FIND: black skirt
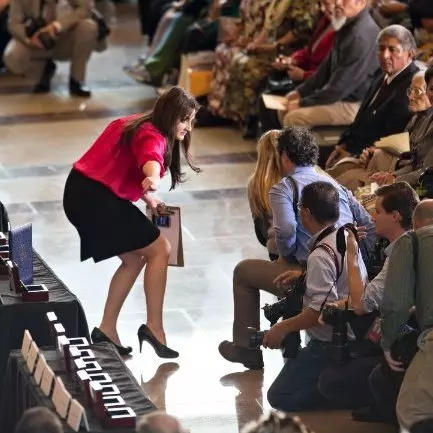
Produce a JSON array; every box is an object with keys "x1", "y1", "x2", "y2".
[{"x1": 63, "y1": 169, "x2": 160, "y2": 262}]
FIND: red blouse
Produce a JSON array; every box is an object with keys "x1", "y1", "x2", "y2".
[
  {"x1": 291, "y1": 15, "x2": 335, "y2": 80},
  {"x1": 74, "y1": 116, "x2": 167, "y2": 202}
]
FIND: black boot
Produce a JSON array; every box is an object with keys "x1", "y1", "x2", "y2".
[
  {"x1": 33, "y1": 60, "x2": 56, "y2": 93},
  {"x1": 69, "y1": 78, "x2": 92, "y2": 98}
]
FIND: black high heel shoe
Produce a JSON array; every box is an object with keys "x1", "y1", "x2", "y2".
[
  {"x1": 137, "y1": 324, "x2": 179, "y2": 359},
  {"x1": 91, "y1": 327, "x2": 133, "y2": 356}
]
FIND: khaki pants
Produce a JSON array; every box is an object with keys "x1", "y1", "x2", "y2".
[
  {"x1": 232, "y1": 258, "x2": 300, "y2": 347},
  {"x1": 397, "y1": 329, "x2": 433, "y2": 429},
  {"x1": 279, "y1": 101, "x2": 360, "y2": 129},
  {"x1": 4, "y1": 18, "x2": 98, "y2": 83}
]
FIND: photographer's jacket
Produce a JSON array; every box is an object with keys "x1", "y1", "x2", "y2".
[
  {"x1": 8, "y1": 0, "x2": 92, "y2": 45},
  {"x1": 305, "y1": 227, "x2": 368, "y2": 342}
]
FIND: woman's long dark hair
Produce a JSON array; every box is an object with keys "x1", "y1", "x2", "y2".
[{"x1": 120, "y1": 87, "x2": 201, "y2": 190}]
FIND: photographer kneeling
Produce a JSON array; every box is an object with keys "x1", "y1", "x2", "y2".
[
  {"x1": 318, "y1": 182, "x2": 420, "y2": 416},
  {"x1": 3, "y1": 0, "x2": 100, "y2": 96},
  {"x1": 264, "y1": 181, "x2": 368, "y2": 412}
]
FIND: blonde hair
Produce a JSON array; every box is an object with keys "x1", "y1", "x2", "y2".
[{"x1": 248, "y1": 130, "x2": 282, "y2": 218}]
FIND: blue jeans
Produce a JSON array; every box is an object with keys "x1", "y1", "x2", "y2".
[{"x1": 267, "y1": 340, "x2": 333, "y2": 412}]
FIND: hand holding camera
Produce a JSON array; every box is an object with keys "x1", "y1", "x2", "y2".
[
  {"x1": 262, "y1": 322, "x2": 287, "y2": 349},
  {"x1": 25, "y1": 18, "x2": 59, "y2": 50}
]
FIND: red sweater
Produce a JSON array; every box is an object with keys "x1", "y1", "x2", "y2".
[
  {"x1": 291, "y1": 16, "x2": 335, "y2": 80},
  {"x1": 74, "y1": 117, "x2": 167, "y2": 202}
]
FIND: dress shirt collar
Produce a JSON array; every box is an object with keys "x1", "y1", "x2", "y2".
[
  {"x1": 307, "y1": 225, "x2": 336, "y2": 250},
  {"x1": 385, "y1": 61, "x2": 411, "y2": 85}
]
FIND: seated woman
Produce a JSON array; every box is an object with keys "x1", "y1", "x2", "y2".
[
  {"x1": 270, "y1": 0, "x2": 335, "y2": 87},
  {"x1": 247, "y1": 130, "x2": 282, "y2": 261},
  {"x1": 220, "y1": 0, "x2": 317, "y2": 138},
  {"x1": 204, "y1": 0, "x2": 273, "y2": 123},
  {"x1": 333, "y1": 68, "x2": 433, "y2": 191},
  {"x1": 124, "y1": 0, "x2": 209, "y2": 86}
]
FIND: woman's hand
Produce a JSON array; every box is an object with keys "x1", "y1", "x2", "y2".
[
  {"x1": 287, "y1": 65, "x2": 305, "y2": 82},
  {"x1": 247, "y1": 42, "x2": 275, "y2": 54},
  {"x1": 359, "y1": 147, "x2": 375, "y2": 168},
  {"x1": 370, "y1": 171, "x2": 395, "y2": 186},
  {"x1": 142, "y1": 194, "x2": 163, "y2": 213},
  {"x1": 142, "y1": 176, "x2": 159, "y2": 194}
]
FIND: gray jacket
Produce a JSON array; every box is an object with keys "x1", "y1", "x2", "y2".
[
  {"x1": 297, "y1": 8, "x2": 380, "y2": 107},
  {"x1": 8, "y1": 0, "x2": 92, "y2": 44}
]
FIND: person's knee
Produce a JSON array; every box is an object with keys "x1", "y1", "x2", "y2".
[
  {"x1": 317, "y1": 368, "x2": 338, "y2": 400},
  {"x1": 154, "y1": 234, "x2": 172, "y2": 258},
  {"x1": 267, "y1": 381, "x2": 295, "y2": 411},
  {"x1": 74, "y1": 18, "x2": 98, "y2": 42},
  {"x1": 233, "y1": 260, "x2": 250, "y2": 286},
  {"x1": 283, "y1": 110, "x2": 310, "y2": 127},
  {"x1": 120, "y1": 252, "x2": 145, "y2": 271},
  {"x1": 3, "y1": 41, "x2": 27, "y2": 75}
]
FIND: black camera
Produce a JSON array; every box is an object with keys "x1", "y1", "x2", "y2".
[
  {"x1": 259, "y1": 274, "x2": 306, "y2": 358},
  {"x1": 24, "y1": 17, "x2": 56, "y2": 50},
  {"x1": 321, "y1": 305, "x2": 354, "y2": 364},
  {"x1": 248, "y1": 327, "x2": 267, "y2": 349}
]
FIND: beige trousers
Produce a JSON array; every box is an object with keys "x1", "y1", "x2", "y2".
[
  {"x1": 279, "y1": 101, "x2": 360, "y2": 129},
  {"x1": 4, "y1": 19, "x2": 98, "y2": 83},
  {"x1": 232, "y1": 258, "x2": 300, "y2": 347},
  {"x1": 397, "y1": 329, "x2": 433, "y2": 429}
]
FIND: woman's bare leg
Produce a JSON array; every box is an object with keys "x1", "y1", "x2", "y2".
[
  {"x1": 139, "y1": 235, "x2": 171, "y2": 344},
  {"x1": 99, "y1": 252, "x2": 145, "y2": 345}
]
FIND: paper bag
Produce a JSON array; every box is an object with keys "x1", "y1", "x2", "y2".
[
  {"x1": 178, "y1": 52, "x2": 216, "y2": 97},
  {"x1": 147, "y1": 206, "x2": 184, "y2": 267},
  {"x1": 262, "y1": 94, "x2": 287, "y2": 111},
  {"x1": 374, "y1": 132, "x2": 410, "y2": 156}
]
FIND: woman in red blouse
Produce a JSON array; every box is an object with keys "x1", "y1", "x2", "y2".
[{"x1": 63, "y1": 87, "x2": 200, "y2": 358}]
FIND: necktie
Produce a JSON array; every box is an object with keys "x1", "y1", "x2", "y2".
[{"x1": 369, "y1": 78, "x2": 388, "y2": 107}]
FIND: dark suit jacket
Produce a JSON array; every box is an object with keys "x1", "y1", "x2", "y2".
[{"x1": 339, "y1": 61, "x2": 419, "y2": 155}]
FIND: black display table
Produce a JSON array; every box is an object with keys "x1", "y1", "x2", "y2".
[
  {"x1": 0, "y1": 343, "x2": 156, "y2": 433},
  {"x1": 0, "y1": 251, "x2": 90, "y2": 398}
]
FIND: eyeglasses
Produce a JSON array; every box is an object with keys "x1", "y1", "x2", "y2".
[{"x1": 407, "y1": 87, "x2": 427, "y2": 97}]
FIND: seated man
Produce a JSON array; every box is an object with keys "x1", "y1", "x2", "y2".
[
  {"x1": 326, "y1": 24, "x2": 419, "y2": 169},
  {"x1": 381, "y1": 199, "x2": 433, "y2": 431},
  {"x1": 265, "y1": 0, "x2": 381, "y2": 130},
  {"x1": 318, "y1": 182, "x2": 420, "y2": 411},
  {"x1": 218, "y1": 127, "x2": 376, "y2": 371},
  {"x1": 3, "y1": 0, "x2": 100, "y2": 96},
  {"x1": 264, "y1": 181, "x2": 368, "y2": 411},
  {"x1": 15, "y1": 407, "x2": 62, "y2": 433}
]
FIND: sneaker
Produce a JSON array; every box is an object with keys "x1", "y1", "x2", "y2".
[
  {"x1": 218, "y1": 340, "x2": 264, "y2": 370},
  {"x1": 123, "y1": 63, "x2": 151, "y2": 83}
]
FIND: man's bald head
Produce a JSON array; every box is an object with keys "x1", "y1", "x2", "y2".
[
  {"x1": 413, "y1": 200, "x2": 433, "y2": 229},
  {"x1": 136, "y1": 412, "x2": 184, "y2": 433}
]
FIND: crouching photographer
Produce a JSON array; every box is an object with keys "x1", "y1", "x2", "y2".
[
  {"x1": 318, "y1": 182, "x2": 420, "y2": 422},
  {"x1": 261, "y1": 181, "x2": 369, "y2": 412},
  {"x1": 3, "y1": 0, "x2": 102, "y2": 96}
]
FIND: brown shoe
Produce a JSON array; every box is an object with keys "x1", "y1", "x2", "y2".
[{"x1": 218, "y1": 340, "x2": 264, "y2": 370}]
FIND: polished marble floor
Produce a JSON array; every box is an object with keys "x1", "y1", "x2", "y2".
[{"x1": 0, "y1": 4, "x2": 393, "y2": 433}]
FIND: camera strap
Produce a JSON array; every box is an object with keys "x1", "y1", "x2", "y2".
[
  {"x1": 286, "y1": 175, "x2": 299, "y2": 218},
  {"x1": 309, "y1": 225, "x2": 345, "y2": 312}
]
